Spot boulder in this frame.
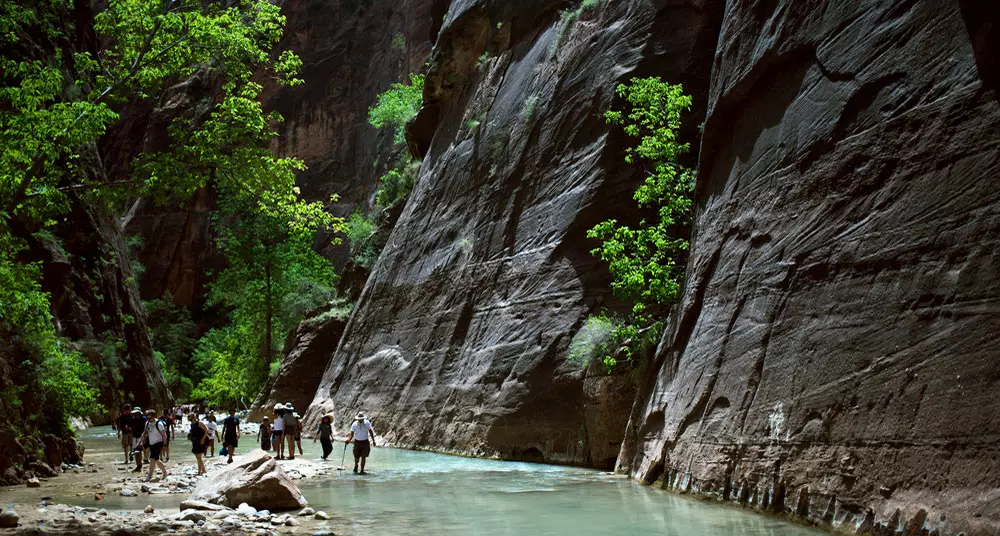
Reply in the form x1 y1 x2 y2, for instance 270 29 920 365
26 478 40 488
297 507 315 517
188 450 307 511
313 511 331 521
119 489 138 497
179 511 207 523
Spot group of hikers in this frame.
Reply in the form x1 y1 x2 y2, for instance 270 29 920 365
112 402 378 479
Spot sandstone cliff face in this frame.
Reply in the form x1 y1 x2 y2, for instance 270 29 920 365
304 0 723 468
625 2 1000 535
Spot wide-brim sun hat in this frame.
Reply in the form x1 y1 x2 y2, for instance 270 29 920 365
274 403 285 410
131 408 142 414
355 412 366 421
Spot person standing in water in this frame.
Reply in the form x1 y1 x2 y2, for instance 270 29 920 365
128 407 147 472
221 409 240 464
187 413 208 475
293 412 304 456
282 406 299 460
159 410 174 462
272 404 286 459
138 409 168 482
345 412 376 474
314 414 333 460
116 404 132 463
204 414 218 457
258 417 272 451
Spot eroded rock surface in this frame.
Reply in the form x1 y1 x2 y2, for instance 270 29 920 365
625 2 1000 535
305 0 722 466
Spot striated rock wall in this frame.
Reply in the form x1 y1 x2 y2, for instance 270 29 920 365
304 0 723 468
625 1 1000 535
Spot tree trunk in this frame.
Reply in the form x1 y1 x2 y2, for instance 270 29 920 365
264 261 273 367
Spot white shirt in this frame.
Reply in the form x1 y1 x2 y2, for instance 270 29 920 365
205 421 218 435
273 416 284 431
351 420 373 441
146 421 166 445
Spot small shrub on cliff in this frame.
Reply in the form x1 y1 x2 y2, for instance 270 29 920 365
588 77 693 368
368 73 425 146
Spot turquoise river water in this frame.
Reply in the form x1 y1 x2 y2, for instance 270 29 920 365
2 426 828 536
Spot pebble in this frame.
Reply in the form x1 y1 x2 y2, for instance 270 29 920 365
180 511 207 523
284 517 299 527
0 511 18 528
313 511 331 520
87 516 98 523
236 503 258 516
119 489 137 497
26 478 41 488
298 507 315 516
94 493 105 501
144 505 155 514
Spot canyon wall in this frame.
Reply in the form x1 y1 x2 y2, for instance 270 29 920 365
303 0 723 468
624 1 1000 535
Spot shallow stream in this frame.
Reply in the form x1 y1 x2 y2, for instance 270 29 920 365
2 426 828 536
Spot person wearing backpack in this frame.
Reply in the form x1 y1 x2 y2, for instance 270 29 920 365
281 405 298 460
158 411 174 462
137 409 168 482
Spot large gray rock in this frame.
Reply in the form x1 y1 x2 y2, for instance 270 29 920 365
625 2 1000 536
189 450 307 511
304 0 723 466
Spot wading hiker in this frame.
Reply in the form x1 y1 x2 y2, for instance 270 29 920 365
159 410 174 462
272 403 286 459
138 410 168 482
282 405 299 460
129 407 147 472
204 414 218 457
345 412 376 474
314 414 333 460
221 408 240 464
258 417 272 451
116 404 132 463
293 412 304 456
187 413 208 475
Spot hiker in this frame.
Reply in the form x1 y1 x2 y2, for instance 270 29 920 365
282 405 299 460
314 414 333 460
293 412 304 456
272 403 286 459
138 409 168 482
221 408 240 464
187 413 208 475
345 412 376 474
204 414 218 457
159 410 174 462
258 417 272 451
116 404 132 463
129 407 147 472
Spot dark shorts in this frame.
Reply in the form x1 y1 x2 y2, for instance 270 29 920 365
149 442 163 461
353 440 371 458
224 436 238 449
192 441 206 455
273 430 284 437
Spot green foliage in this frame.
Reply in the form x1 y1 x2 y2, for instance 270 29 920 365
191 191 341 406
587 77 693 370
302 299 355 329
0 0 329 417
368 73 424 146
521 96 540 123
190 325 258 408
568 315 616 368
0 232 99 420
374 162 418 210
391 33 406 52
145 294 199 400
345 212 378 267
346 212 376 247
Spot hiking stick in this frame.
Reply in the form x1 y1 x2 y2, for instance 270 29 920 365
337 441 348 471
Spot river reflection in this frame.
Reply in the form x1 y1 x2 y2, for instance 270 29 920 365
1 426 827 536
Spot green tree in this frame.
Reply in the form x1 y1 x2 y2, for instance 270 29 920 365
191 190 342 406
587 77 694 370
0 0 309 419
